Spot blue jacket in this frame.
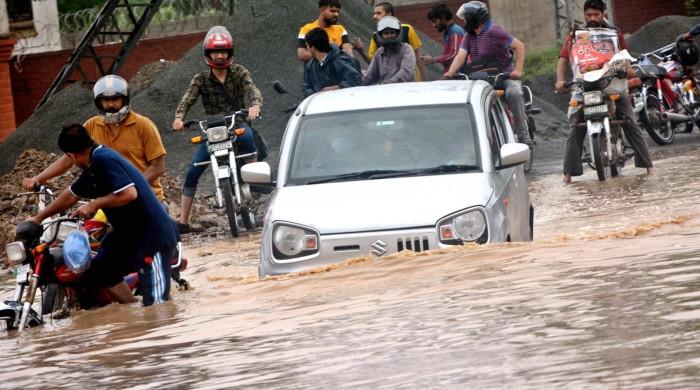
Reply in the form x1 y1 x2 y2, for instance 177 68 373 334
303 45 362 97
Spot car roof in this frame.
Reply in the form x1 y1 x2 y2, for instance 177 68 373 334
301 80 485 115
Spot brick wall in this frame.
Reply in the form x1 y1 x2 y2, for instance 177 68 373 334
613 0 686 33
10 32 206 126
0 38 16 143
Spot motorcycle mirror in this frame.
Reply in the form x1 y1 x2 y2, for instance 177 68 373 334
272 80 289 95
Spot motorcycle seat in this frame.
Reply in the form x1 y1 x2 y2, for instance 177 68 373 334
636 64 667 78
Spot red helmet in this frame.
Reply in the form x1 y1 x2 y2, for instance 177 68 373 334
203 26 234 68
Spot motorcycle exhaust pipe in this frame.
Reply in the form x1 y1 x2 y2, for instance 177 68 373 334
661 112 692 123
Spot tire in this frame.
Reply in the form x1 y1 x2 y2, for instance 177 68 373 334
0 308 17 331
241 206 257 231
528 205 534 242
610 162 620 177
591 133 608 181
220 177 240 237
640 93 675 145
524 116 535 173
42 283 66 316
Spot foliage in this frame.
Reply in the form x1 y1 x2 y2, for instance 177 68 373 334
57 0 105 14
523 44 561 81
687 0 700 16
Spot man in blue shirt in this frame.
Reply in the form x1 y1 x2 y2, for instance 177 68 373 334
30 124 178 306
303 27 362 97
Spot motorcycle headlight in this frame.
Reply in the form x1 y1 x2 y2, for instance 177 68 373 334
5 242 26 264
272 223 319 260
206 126 229 143
56 221 78 241
438 209 488 245
583 91 603 106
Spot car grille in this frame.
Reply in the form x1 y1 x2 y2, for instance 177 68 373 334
397 236 430 252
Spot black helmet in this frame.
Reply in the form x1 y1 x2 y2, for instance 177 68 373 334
583 0 606 11
676 40 700 66
457 1 490 33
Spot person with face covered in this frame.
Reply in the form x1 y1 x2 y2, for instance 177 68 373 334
172 26 262 233
22 75 168 204
298 0 354 62
555 0 653 183
363 16 416 86
419 4 464 72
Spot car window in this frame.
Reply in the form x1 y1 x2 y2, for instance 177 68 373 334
486 103 503 165
287 105 480 185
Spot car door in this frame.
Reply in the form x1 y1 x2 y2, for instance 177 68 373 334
485 95 529 241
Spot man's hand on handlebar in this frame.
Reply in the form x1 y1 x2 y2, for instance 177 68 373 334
248 105 261 121
22 177 39 191
510 69 522 79
172 117 184 131
71 201 97 220
442 72 455 80
555 80 567 94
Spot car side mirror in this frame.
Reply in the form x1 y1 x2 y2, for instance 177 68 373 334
496 143 530 170
241 162 273 184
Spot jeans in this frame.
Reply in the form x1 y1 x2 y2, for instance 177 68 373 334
503 79 530 141
183 124 256 197
563 94 653 176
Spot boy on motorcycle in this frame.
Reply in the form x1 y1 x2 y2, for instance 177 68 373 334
362 16 416 85
443 1 533 146
172 26 262 234
555 0 653 183
29 124 178 306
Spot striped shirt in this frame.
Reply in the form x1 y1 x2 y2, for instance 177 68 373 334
438 22 465 71
461 20 514 73
175 64 263 118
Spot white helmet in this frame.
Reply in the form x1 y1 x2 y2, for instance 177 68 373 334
375 16 403 48
93 75 130 124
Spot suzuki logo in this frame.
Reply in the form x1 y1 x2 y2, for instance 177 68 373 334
370 240 388 257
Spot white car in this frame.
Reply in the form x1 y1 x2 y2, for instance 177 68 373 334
243 81 533 276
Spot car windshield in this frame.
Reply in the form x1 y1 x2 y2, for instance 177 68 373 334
287 105 480 185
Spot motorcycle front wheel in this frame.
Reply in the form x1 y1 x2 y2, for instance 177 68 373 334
42 283 67 317
641 94 675 145
220 177 240 237
591 133 609 181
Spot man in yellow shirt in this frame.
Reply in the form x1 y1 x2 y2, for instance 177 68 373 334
352 1 428 81
22 75 167 202
297 0 354 62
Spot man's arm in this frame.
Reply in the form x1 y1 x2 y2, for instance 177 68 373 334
173 75 203 130
335 58 362 89
73 186 138 220
415 47 429 81
30 188 79 224
142 155 165 184
341 43 354 57
445 48 468 78
437 31 463 66
510 38 525 79
352 37 372 64
22 154 73 190
362 54 380 86
555 57 569 93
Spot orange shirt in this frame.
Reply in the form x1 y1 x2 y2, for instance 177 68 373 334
298 20 350 48
83 111 166 200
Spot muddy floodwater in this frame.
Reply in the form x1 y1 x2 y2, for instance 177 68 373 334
3 147 700 388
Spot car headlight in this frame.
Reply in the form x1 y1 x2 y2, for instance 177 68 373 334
206 126 229 143
272 223 319 259
57 221 78 242
5 242 26 264
583 91 603 106
438 209 488 245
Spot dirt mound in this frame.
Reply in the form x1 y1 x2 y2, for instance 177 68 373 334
627 15 700 56
0 0 445 182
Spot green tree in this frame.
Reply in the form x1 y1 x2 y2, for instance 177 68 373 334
57 0 105 13
687 0 700 16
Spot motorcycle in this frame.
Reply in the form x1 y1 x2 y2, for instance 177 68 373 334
185 110 258 237
633 40 700 144
567 50 635 181
1 188 189 332
450 69 539 172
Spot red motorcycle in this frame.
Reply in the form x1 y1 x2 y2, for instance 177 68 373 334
2 213 189 332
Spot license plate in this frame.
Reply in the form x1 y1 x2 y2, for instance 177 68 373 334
209 141 232 152
584 105 608 116
15 264 30 284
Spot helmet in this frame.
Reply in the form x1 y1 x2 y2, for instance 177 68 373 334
676 40 700 66
93 74 129 124
457 1 490 33
203 26 234 69
375 16 403 48
583 0 606 11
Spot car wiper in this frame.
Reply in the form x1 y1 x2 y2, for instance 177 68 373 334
307 169 410 184
415 164 481 174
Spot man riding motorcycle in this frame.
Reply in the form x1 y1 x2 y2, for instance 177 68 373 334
555 0 653 183
444 1 533 146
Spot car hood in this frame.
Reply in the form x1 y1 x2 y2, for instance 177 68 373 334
270 174 494 234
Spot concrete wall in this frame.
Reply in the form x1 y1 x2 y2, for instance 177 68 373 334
489 0 557 50
0 0 9 38
13 0 61 55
